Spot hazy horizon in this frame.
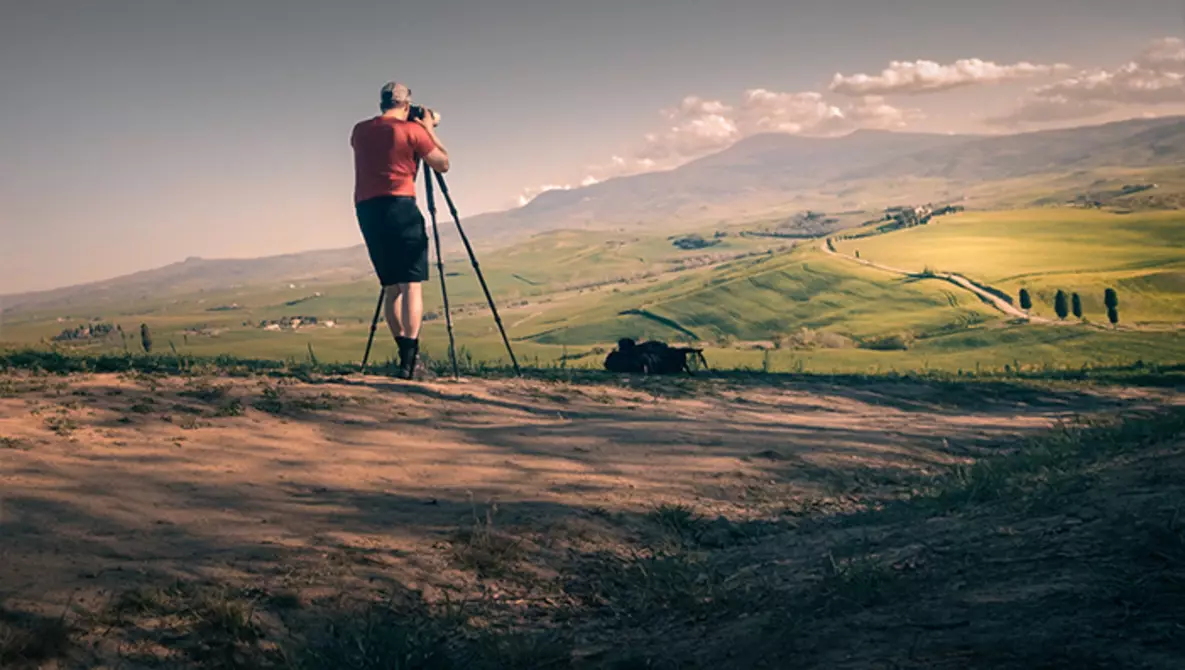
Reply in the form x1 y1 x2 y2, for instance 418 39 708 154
4 0 1185 295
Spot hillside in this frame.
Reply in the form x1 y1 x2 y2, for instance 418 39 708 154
833 209 1185 326
455 115 1185 240
5 115 1185 315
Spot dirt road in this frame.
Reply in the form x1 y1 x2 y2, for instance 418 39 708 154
821 239 1046 322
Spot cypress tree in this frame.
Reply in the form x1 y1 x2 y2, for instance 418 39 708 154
140 324 153 353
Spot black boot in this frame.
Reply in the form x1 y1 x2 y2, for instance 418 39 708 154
395 336 419 380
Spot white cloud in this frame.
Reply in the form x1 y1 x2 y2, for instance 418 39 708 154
514 88 921 206
830 58 1069 96
1137 37 1185 73
635 95 741 162
1034 63 1185 105
990 37 1185 128
516 183 572 207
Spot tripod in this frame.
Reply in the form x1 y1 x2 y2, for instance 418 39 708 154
360 163 522 379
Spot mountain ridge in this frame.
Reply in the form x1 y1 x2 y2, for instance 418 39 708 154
5 114 1184 313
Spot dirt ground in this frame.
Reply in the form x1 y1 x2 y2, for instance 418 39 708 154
1 369 1182 668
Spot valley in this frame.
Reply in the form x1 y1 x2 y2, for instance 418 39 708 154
3 116 1185 376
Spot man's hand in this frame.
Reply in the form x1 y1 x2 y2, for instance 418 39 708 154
415 110 438 130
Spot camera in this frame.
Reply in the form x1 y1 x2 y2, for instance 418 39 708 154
408 104 439 125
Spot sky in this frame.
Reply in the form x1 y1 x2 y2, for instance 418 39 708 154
2 0 1184 294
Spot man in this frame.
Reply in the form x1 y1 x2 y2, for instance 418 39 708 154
351 81 450 379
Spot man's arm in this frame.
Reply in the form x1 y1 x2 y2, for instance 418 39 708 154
416 117 450 174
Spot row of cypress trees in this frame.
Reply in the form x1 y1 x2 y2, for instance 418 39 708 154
1018 288 1119 324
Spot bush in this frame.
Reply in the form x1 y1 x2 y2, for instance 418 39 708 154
139 324 153 353
1019 289 1032 311
858 332 915 351
1105 288 1119 310
1054 290 1069 320
774 328 853 350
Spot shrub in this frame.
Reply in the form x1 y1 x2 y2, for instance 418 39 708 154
139 324 153 353
1054 290 1069 320
858 332 914 351
1105 288 1119 310
774 328 853 350
1019 289 1032 311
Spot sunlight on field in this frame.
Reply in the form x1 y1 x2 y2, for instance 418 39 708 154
835 208 1185 324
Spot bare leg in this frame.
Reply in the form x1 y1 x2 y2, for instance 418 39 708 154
398 282 423 339
383 284 403 341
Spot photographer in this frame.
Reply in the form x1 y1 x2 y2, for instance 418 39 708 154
350 81 449 379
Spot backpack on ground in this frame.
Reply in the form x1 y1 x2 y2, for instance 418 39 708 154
603 338 709 375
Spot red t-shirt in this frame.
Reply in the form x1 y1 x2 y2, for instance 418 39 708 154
350 116 437 204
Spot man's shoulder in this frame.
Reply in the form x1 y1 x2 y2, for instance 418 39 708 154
353 116 381 131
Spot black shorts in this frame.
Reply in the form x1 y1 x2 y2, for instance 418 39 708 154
356 195 429 285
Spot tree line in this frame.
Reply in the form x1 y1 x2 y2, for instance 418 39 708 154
1018 288 1120 325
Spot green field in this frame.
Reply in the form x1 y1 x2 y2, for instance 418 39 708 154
834 208 1185 325
5 197 1185 375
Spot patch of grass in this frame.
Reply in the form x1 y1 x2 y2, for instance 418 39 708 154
649 503 706 539
252 383 346 416
106 581 275 668
570 549 736 624
42 415 77 437
923 409 1185 512
213 398 246 417
450 503 526 578
128 397 156 414
0 436 30 451
178 379 232 403
810 552 901 613
0 608 73 667
0 378 50 397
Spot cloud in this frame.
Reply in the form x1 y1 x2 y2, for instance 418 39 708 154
1034 63 1185 105
990 37 1185 128
635 95 741 162
515 183 572 207
515 89 921 205
1137 37 1185 73
830 58 1069 96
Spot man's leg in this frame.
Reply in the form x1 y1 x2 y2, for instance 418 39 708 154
383 284 404 341
398 281 423 338
392 281 423 379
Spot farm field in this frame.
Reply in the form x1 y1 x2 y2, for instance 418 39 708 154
6 207 1185 375
833 208 1185 326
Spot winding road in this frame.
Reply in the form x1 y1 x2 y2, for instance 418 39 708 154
820 239 1051 323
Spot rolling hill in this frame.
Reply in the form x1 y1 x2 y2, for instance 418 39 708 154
4 115 1184 317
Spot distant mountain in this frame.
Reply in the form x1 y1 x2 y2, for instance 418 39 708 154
850 115 1185 182
452 115 1185 244
5 115 1183 314
1 247 372 316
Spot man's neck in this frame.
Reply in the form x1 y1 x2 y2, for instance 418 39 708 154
381 107 410 121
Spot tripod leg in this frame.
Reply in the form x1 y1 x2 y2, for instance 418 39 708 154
423 162 460 380
361 287 385 373
433 171 522 377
